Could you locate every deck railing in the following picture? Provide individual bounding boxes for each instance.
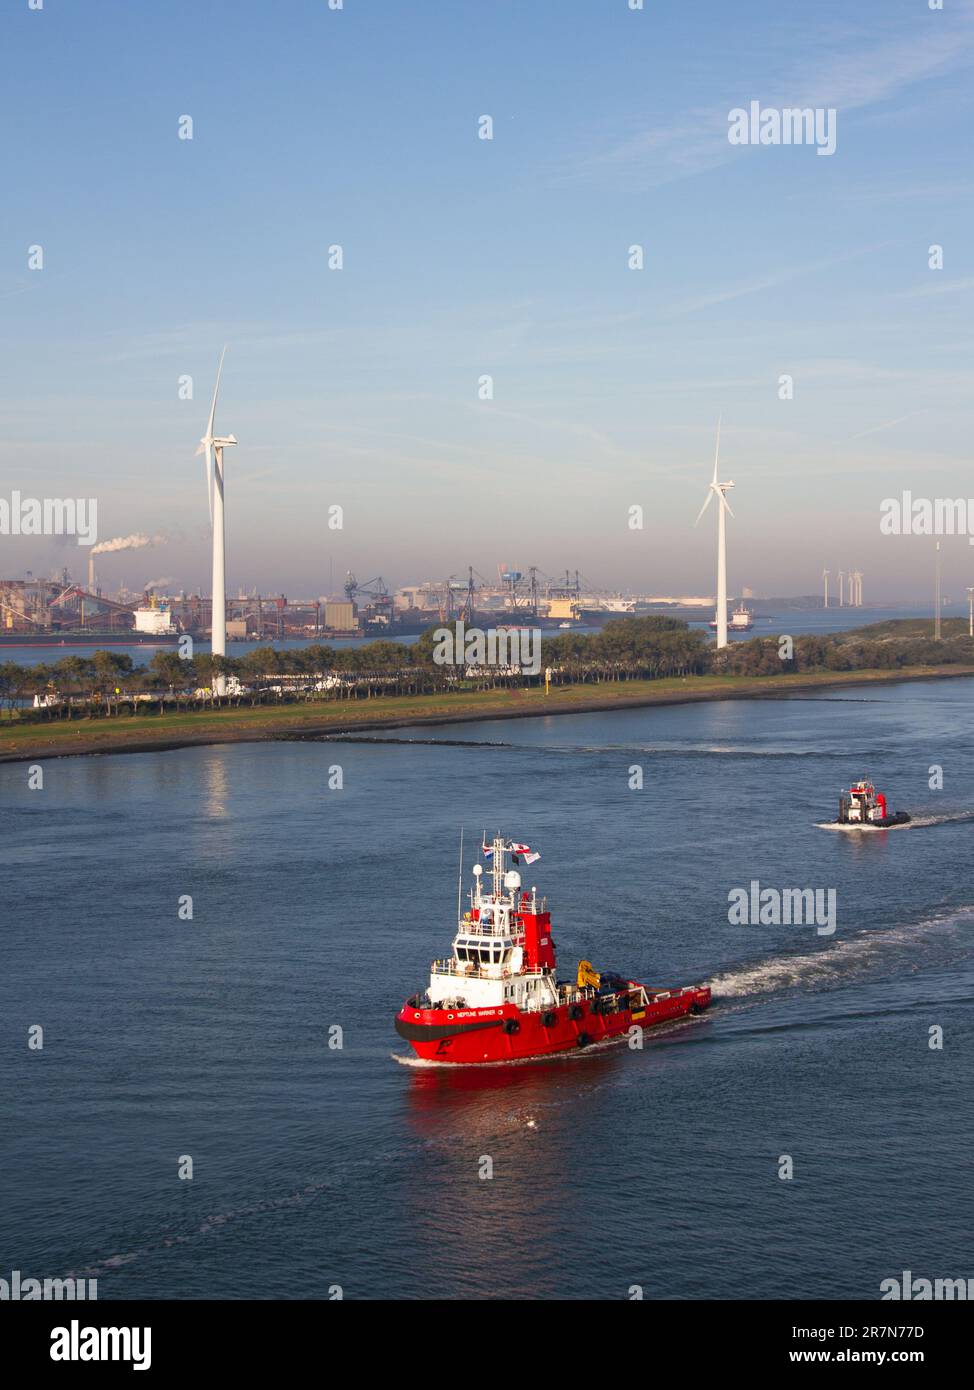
[431,958,513,980]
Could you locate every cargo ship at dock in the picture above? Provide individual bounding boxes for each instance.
[395,836,711,1064]
[0,630,184,648]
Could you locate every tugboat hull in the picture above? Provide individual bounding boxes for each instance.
[836,811,911,829]
[396,984,711,1064]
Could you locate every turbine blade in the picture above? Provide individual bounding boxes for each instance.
[205,346,228,442]
[712,414,722,484]
[694,490,714,526]
[720,492,735,519]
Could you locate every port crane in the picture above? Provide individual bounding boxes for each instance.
[343,572,395,628]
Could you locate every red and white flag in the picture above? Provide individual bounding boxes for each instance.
[511,842,540,865]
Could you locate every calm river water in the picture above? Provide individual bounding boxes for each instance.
[1,676,972,1298]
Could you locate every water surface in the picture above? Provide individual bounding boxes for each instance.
[1,676,971,1299]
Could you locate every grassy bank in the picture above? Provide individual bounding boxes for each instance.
[2,664,973,764]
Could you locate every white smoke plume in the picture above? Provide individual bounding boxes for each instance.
[143,577,174,592]
[90,533,165,556]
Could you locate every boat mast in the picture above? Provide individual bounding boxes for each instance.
[456,826,464,924]
[491,834,506,899]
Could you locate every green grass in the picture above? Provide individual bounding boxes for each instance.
[3,663,974,761]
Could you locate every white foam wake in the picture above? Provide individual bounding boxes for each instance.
[708,906,974,1000]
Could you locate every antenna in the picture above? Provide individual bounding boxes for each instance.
[456,826,464,923]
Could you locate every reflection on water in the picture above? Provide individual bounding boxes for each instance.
[402,1040,624,1114]
[203,751,230,819]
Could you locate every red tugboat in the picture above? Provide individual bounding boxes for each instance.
[395,836,711,1064]
[836,779,911,828]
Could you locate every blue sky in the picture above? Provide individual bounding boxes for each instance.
[1,0,972,601]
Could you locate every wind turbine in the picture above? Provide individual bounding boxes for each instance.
[694,417,735,649]
[196,348,237,693]
[822,569,830,609]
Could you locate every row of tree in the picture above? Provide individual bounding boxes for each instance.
[3,617,972,721]
[718,630,974,677]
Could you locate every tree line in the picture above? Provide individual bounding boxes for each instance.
[2,616,972,723]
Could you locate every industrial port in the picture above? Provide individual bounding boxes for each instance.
[0,355,877,651]
[0,564,750,646]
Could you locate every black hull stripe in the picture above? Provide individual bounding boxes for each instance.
[395,1017,504,1043]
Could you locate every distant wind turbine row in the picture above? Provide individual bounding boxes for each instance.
[824,568,863,607]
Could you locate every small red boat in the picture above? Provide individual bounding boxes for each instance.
[395,836,711,1064]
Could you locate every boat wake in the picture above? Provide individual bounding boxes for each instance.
[568,743,870,760]
[708,905,974,1001]
[328,736,886,761]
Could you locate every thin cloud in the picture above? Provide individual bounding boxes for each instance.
[894,276,974,300]
[666,244,885,316]
[846,413,920,442]
[573,7,974,188]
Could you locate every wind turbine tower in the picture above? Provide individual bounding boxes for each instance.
[837,570,845,606]
[823,569,830,609]
[196,348,237,692]
[694,417,735,649]
[934,542,942,640]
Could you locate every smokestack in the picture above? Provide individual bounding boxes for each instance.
[87,534,165,597]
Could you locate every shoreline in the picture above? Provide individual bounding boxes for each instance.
[2,665,973,765]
